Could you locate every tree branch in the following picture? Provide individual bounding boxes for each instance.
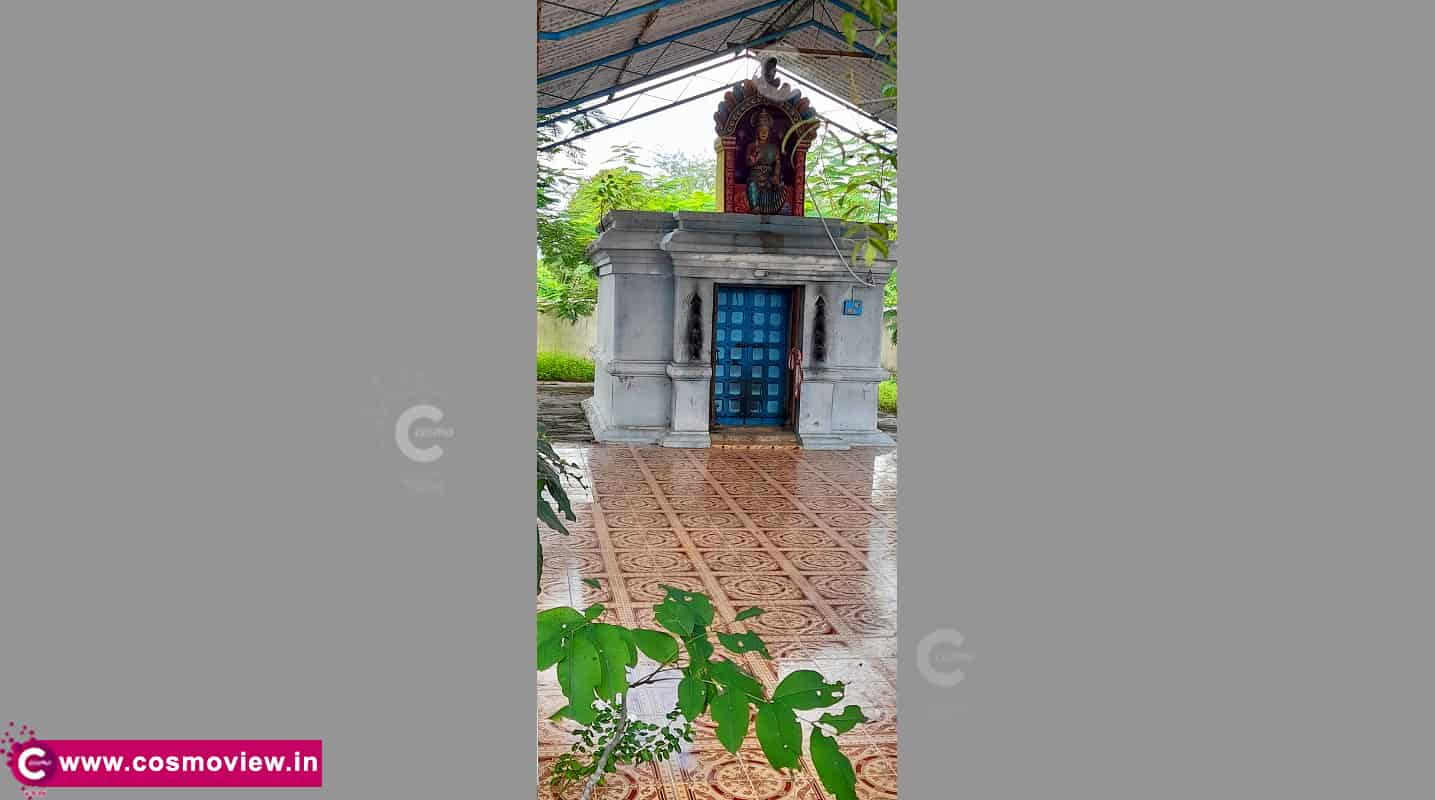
[579,696,629,800]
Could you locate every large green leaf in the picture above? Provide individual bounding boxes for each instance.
[755,702,803,771]
[564,634,602,725]
[818,705,869,734]
[589,624,633,701]
[677,675,709,721]
[661,585,715,626]
[717,631,771,659]
[632,629,680,664]
[810,730,858,800]
[710,688,749,753]
[537,607,584,670]
[653,598,697,636]
[710,659,766,702]
[771,670,845,710]
[654,585,715,637]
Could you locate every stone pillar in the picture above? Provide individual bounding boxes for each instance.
[662,276,713,448]
[581,212,679,444]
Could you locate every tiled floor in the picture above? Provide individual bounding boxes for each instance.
[538,444,898,799]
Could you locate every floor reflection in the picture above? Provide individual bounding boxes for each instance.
[538,443,899,799]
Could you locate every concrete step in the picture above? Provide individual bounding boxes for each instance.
[709,428,800,450]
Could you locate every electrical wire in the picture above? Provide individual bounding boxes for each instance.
[805,122,882,289]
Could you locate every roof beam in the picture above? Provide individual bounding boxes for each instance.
[539,0,792,84]
[783,46,874,58]
[607,9,664,101]
[538,0,690,41]
[808,20,890,63]
[543,52,748,125]
[538,82,734,151]
[767,63,896,130]
[539,19,818,113]
[820,0,892,36]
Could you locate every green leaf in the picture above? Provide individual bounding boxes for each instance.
[618,626,638,666]
[537,497,569,535]
[818,705,869,734]
[810,730,858,800]
[565,634,602,725]
[537,607,585,670]
[548,705,571,721]
[771,670,845,710]
[717,631,771,659]
[661,585,715,626]
[654,598,696,636]
[709,659,766,702]
[733,606,765,622]
[632,629,680,663]
[589,624,632,700]
[677,675,709,720]
[582,578,601,589]
[686,630,714,673]
[755,703,802,771]
[583,603,605,621]
[710,689,749,753]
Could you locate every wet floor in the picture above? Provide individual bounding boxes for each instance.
[538,443,898,799]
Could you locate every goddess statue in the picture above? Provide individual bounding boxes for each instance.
[744,108,787,214]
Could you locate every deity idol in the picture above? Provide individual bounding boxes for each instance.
[744,108,786,214]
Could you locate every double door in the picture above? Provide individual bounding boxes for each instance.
[712,286,793,426]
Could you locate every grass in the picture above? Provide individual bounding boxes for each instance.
[878,378,897,414]
[537,352,595,382]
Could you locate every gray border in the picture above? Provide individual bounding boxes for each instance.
[901,1,1433,797]
[1,2,533,797]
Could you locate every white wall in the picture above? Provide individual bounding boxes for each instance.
[536,313,597,359]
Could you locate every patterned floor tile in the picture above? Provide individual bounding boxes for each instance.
[538,443,899,799]
[715,573,806,601]
[609,528,686,550]
[616,550,698,574]
[687,529,765,549]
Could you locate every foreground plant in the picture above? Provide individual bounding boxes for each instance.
[538,585,867,800]
[537,422,584,592]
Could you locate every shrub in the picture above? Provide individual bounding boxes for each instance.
[538,352,595,382]
[878,378,897,414]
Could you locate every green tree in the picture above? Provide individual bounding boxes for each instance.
[787,0,899,343]
[651,148,716,195]
[537,147,719,323]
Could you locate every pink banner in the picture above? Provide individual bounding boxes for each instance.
[8,740,322,788]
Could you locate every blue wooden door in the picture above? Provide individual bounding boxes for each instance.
[713,286,791,426]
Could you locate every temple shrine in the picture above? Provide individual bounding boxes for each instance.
[582,58,895,449]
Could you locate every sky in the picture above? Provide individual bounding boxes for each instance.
[545,54,893,178]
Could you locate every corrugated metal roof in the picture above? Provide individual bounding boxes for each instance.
[537,0,895,127]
